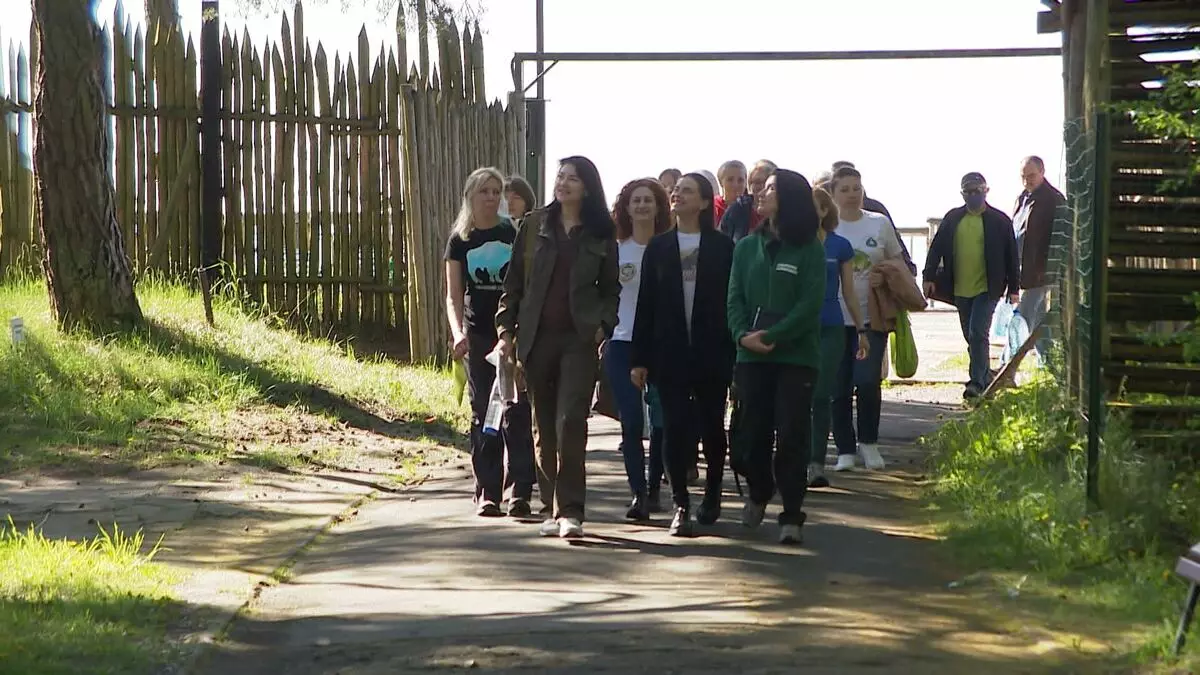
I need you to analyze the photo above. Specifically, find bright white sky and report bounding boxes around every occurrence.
[6,0,1065,243]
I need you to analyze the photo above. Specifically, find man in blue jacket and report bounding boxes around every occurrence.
[922,172,1020,399]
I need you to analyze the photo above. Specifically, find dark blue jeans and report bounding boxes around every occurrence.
[955,293,999,391]
[832,327,887,455]
[603,340,662,496]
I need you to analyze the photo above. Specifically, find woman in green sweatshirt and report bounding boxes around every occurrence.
[727,169,826,546]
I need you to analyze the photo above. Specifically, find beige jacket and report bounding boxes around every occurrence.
[868,259,926,333]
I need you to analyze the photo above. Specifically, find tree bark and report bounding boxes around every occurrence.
[33,0,143,331]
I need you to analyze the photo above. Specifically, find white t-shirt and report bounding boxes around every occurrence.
[677,231,702,340]
[613,238,647,342]
[836,210,903,327]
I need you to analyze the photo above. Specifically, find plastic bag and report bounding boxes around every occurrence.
[451,358,467,406]
[890,309,919,379]
[1002,309,1031,365]
[990,302,1014,341]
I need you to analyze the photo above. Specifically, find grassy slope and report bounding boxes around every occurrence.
[0,276,466,474]
[0,277,468,674]
[0,521,182,675]
[924,378,1200,671]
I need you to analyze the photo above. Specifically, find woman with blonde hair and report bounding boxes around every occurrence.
[808,186,868,488]
[444,167,536,518]
[714,160,748,226]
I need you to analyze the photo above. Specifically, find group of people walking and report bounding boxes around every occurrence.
[444,152,1058,546]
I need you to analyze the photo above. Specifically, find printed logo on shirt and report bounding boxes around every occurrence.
[466,240,513,290]
[775,263,798,275]
[865,236,878,248]
[619,262,638,283]
[680,248,699,283]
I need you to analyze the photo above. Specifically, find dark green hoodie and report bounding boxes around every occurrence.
[726,228,826,368]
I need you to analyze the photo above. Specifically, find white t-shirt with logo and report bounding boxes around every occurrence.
[677,231,702,340]
[836,211,903,327]
[613,238,647,342]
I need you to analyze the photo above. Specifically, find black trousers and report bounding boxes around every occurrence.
[657,377,729,510]
[732,362,816,526]
[466,332,536,505]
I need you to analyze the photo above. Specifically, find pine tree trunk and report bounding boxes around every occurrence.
[33,0,142,331]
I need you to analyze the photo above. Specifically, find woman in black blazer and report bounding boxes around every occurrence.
[630,173,736,537]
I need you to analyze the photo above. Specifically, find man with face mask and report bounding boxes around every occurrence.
[922,172,1020,399]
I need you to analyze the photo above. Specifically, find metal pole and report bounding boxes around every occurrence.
[1085,111,1108,510]
[511,46,1061,65]
[532,0,546,203]
[199,0,223,288]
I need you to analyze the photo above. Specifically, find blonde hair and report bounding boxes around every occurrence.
[717,160,747,182]
[812,186,839,240]
[452,166,506,240]
[752,159,777,176]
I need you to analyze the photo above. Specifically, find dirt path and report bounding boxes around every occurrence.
[192,392,1103,674]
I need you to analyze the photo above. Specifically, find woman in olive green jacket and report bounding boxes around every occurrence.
[496,156,620,541]
[727,169,825,546]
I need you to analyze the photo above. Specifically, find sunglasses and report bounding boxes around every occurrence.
[961,188,985,196]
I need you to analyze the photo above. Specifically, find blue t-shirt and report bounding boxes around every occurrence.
[821,233,854,327]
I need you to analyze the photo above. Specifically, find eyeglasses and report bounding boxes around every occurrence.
[961,188,985,196]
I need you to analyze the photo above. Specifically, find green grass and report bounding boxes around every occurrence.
[0,519,184,674]
[924,377,1200,670]
[0,274,466,474]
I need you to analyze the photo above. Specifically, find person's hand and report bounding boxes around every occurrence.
[1009,293,1020,305]
[740,330,775,354]
[496,336,513,361]
[856,332,870,361]
[451,335,468,360]
[630,367,648,390]
[922,281,936,299]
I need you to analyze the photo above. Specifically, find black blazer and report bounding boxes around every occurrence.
[922,204,1020,304]
[630,228,735,387]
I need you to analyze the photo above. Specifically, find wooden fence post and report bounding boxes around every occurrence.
[200,0,222,300]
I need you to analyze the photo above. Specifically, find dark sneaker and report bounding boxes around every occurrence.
[668,507,693,537]
[476,501,503,518]
[808,462,830,488]
[625,493,649,521]
[696,489,721,526]
[507,499,532,519]
[647,486,663,513]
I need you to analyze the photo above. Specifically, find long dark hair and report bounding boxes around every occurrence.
[772,170,819,247]
[612,178,671,241]
[682,172,716,231]
[549,155,614,238]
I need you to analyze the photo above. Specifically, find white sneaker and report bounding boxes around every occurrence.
[859,443,886,470]
[834,454,856,472]
[559,517,584,539]
[538,518,558,537]
[779,524,803,545]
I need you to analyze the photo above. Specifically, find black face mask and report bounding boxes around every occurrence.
[963,190,986,212]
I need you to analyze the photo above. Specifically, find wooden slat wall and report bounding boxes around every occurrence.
[1103,0,1200,434]
[0,0,522,361]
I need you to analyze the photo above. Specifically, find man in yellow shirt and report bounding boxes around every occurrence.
[922,172,1020,398]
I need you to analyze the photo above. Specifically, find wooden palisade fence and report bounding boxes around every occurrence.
[0,0,523,362]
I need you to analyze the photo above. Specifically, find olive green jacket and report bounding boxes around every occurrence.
[495,208,620,363]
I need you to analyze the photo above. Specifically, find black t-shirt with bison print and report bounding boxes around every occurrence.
[444,218,516,340]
